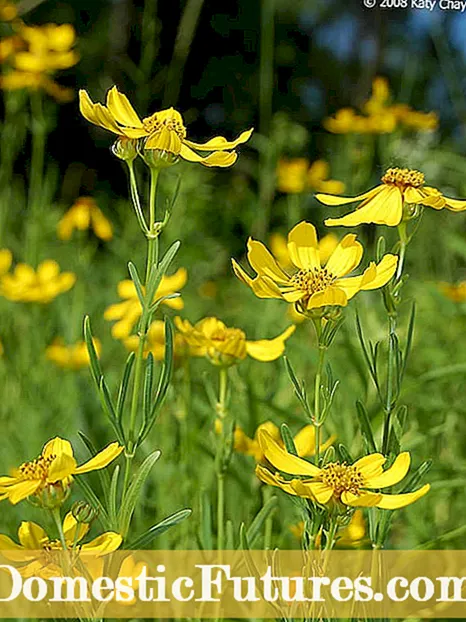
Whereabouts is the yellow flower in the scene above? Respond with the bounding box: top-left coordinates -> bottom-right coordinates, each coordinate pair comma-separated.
174,316 -> 295,366
228,420 -> 334,462
438,281 -> 466,303
290,509 -> 366,547
256,429 -> 430,510
104,268 -> 187,339
363,77 -> 390,116
0,437 -> 123,505
269,231 -> 339,270
45,338 -> 102,370
124,320 -> 189,360
79,86 -> 253,167
0,512 -> 121,560
232,221 -> 397,316
57,197 -> 113,241
392,106 -> 438,131
0,259 -> 76,303
323,108 -> 370,134
276,158 -> 345,194
317,167 -> 466,227
0,248 -> 12,275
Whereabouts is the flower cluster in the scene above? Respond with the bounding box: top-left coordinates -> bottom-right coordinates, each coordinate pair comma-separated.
276,158 -> 345,195
324,77 -> 438,135
0,259 -> 76,304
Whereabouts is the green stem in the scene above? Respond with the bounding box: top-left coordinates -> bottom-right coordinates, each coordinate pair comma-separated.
382,313 -> 397,455
51,508 -> 67,551
217,472 -> 225,551
216,366 -> 229,550
395,221 -> 408,283
324,517 -> 339,551
313,320 -> 327,464
146,168 -> 160,281
127,162 -> 149,235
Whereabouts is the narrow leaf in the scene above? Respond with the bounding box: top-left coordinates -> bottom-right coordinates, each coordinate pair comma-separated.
246,495 -> 278,547
125,509 -> 192,549
355,400 -> 377,453
128,262 -> 146,308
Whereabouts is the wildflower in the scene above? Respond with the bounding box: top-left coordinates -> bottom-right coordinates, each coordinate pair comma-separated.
276,158 -> 345,194
79,86 -> 253,167
438,281 -> 466,303
317,168 -> 466,227
221,420 -> 334,462
57,197 -> 113,241
0,260 -> 76,303
45,338 -> 102,370
0,437 -> 123,505
174,316 -> 295,366
290,509 -> 366,546
0,24 -> 78,102
232,221 -> 397,317
104,268 -> 187,339
269,231 -> 338,270
124,320 -> 189,360
256,429 -> 430,510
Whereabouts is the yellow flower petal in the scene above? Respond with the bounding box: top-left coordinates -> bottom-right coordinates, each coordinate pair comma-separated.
325,186 -> 402,227
258,429 -> 321,476
245,325 -> 295,362
376,484 -> 431,510
0,534 -> 23,550
184,128 -> 253,151
0,249 -> 12,275
106,86 -> 143,128
307,286 -> 348,309
292,425 -> 315,457
360,255 -> 398,291
292,480 -> 334,504
316,186 -> 382,206
179,144 -> 237,167
341,491 -> 383,507
73,442 -> 123,475
444,196 -> 466,212
18,521 -> 48,549
255,465 -> 301,495
231,260 -> 283,299
325,234 -> 363,278
353,454 -> 386,480
287,221 -> 320,271
335,264 -> 377,300
42,437 -> 74,460
247,239 -> 289,284
5,481 -> 42,505
80,532 -> 122,555
366,452 -> 411,489
62,513 -> 89,543
79,90 -> 122,135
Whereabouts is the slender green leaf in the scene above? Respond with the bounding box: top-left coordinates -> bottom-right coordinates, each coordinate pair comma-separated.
142,353 -> 155,427
128,261 -> 145,308
116,352 -> 135,423
146,240 -> 181,305
280,423 -> 298,456
355,400 -> 377,453
84,316 -> 103,388
108,465 -> 120,528
99,377 -> 124,443
125,509 -> 192,549
78,431 -> 111,502
198,490 -> 213,550
246,495 -> 278,547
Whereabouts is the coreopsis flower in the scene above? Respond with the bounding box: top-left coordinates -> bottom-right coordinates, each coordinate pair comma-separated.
79,86 -> 253,167
222,420 -> 334,462
0,512 -> 121,559
290,509 -> 366,547
174,316 -> 295,366
0,24 -> 78,102
45,338 -> 102,370
57,197 -> 113,241
124,319 -> 190,360
317,168 -> 466,227
104,268 -> 187,339
0,259 -> 76,303
232,221 -> 397,316
438,281 -> 466,303
256,429 -> 430,510
269,231 -> 338,270
0,437 -> 123,505
276,158 -> 344,194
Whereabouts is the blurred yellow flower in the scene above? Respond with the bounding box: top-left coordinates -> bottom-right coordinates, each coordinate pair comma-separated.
0,437 -> 123,505
269,231 -> 339,270
104,268 -> 187,339
46,338 -> 101,370
256,429 -> 430,509
198,280 -> 218,299
318,167 -> 466,227
223,420 -> 334,462
124,320 -> 189,360
175,316 -> 295,366
0,1 -> 17,22
0,24 -> 78,102
438,281 -> 466,303
232,221 -> 397,316
79,87 -> 253,167
324,77 -> 438,135
0,512 -> 122,561
0,259 -> 76,303
0,248 -> 12,275
290,509 -> 366,547
57,196 -> 113,241
276,158 -> 344,194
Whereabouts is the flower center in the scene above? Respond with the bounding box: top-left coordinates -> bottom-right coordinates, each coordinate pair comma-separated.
18,454 -> 55,481
321,462 -> 364,498
142,110 -> 187,139
381,167 -> 424,188
290,268 -> 335,295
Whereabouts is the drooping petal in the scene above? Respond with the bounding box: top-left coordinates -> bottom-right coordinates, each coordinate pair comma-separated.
292,425 -> 315,457
255,465 -> 301,496
80,532 -> 123,555
444,196 -> 466,212
341,491 -> 383,507
353,453 -> 386,481
307,286 -> 348,309
335,264 -> 377,300
0,535 -> 23,550
360,254 -> 398,291
73,442 -> 123,475
246,325 -> 295,362
184,128 -> 253,151
325,186 -> 402,227
179,144 -> 237,167
6,480 -> 42,505
316,186 -> 382,206
292,480 -> 334,504
286,221 -> 320,271
257,429 -> 321,476
18,521 -> 48,549
106,86 -> 143,129
325,234 -> 363,277
247,239 -> 290,284
376,484 -> 430,509
79,90 -> 122,135
366,452 -> 411,489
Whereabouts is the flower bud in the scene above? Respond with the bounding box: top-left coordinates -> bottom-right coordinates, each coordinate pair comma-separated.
71,500 -> 97,524
111,137 -> 138,162
141,149 -> 179,169
29,482 -> 70,509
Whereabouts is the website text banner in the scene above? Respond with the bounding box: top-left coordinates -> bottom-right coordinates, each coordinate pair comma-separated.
0,550 -> 466,618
